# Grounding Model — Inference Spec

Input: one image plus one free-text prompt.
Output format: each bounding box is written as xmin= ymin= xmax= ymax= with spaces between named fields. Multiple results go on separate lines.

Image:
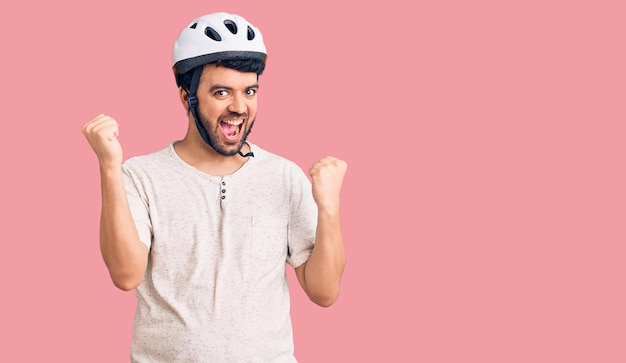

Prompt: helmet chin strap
xmin=187 ymin=67 xmax=254 ymax=158
xmin=238 ymin=150 xmax=254 ymax=157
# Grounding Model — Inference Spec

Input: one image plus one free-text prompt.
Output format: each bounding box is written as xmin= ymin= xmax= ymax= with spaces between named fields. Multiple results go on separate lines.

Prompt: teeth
xmin=222 ymin=119 xmax=243 ymax=126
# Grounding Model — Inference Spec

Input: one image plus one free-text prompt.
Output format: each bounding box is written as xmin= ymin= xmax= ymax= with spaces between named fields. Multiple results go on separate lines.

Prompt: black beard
xmin=197 ymin=111 xmax=255 ymax=157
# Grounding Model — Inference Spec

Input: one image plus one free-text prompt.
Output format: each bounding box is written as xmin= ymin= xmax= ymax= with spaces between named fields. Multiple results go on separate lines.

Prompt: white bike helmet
xmin=172 ymin=12 xmax=267 ymax=77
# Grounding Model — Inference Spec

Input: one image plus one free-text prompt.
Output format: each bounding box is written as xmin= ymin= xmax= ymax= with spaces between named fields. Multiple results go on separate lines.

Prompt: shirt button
xmin=221 ymin=195 xmax=226 ymax=200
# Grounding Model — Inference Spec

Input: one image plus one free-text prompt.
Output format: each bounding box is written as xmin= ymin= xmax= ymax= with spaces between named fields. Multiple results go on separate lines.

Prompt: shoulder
xmin=249 ymin=143 xmax=303 ymax=172
xmin=247 ymin=144 xmax=311 ymax=188
xmin=121 ymin=144 xmax=180 ymax=181
xmin=123 ymin=144 xmax=174 ymax=168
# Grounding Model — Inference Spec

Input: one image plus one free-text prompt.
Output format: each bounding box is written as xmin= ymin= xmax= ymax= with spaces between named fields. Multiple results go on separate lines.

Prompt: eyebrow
xmin=209 ymin=83 xmax=259 ymax=92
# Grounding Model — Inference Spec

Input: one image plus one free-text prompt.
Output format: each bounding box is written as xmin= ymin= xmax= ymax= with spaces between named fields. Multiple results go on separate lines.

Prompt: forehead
xmin=200 ymin=64 xmax=258 ymax=88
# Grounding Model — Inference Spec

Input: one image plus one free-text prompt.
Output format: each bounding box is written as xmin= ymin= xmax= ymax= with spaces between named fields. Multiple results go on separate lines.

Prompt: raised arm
xmin=82 ymin=114 xmax=149 ymax=291
xmin=295 ymin=156 xmax=347 ymax=307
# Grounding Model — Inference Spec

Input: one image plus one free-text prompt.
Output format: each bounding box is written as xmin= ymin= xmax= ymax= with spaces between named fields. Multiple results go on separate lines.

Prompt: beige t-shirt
xmin=122 ymin=142 xmax=317 ymax=363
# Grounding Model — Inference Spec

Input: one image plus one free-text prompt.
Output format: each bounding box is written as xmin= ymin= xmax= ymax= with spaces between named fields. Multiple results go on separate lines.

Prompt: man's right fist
xmin=82 ymin=114 xmax=123 ymax=168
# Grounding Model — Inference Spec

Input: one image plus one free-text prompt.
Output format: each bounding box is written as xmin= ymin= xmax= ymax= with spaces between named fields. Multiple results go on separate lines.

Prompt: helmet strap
xmin=187 ymin=67 xmax=216 ymax=150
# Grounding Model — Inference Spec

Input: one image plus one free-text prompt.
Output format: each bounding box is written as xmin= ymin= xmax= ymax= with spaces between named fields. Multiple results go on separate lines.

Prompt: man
xmin=81 ymin=12 xmax=347 ymax=363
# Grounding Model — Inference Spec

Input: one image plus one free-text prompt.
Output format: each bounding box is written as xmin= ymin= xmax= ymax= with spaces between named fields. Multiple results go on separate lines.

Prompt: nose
xmin=227 ymin=93 xmax=246 ymax=114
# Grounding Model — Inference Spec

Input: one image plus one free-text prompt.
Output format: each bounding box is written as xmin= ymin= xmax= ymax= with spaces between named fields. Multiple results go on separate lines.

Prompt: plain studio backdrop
xmin=1 ymin=1 xmax=624 ymax=362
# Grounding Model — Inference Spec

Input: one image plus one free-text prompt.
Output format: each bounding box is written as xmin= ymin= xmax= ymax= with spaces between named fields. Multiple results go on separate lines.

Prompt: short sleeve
xmin=122 ymin=164 xmax=153 ymax=250
xmin=286 ymin=167 xmax=317 ymax=268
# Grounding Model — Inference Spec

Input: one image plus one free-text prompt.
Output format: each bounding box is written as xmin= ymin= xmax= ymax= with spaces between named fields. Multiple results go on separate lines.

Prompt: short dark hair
xmin=176 ymin=57 xmax=265 ymax=91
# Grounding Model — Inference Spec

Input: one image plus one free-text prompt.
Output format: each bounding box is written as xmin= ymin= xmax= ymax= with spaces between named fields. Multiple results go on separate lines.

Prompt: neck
xmin=174 ymin=137 xmax=252 ymax=176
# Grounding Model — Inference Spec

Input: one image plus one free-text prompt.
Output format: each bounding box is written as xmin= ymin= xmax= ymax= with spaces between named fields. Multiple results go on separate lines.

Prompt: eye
xmin=214 ymin=90 xmax=229 ymax=97
xmin=246 ymin=88 xmax=257 ymax=96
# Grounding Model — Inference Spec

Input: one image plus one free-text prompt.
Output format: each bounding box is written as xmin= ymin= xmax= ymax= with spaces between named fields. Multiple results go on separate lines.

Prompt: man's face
xmin=195 ymin=64 xmax=259 ymax=156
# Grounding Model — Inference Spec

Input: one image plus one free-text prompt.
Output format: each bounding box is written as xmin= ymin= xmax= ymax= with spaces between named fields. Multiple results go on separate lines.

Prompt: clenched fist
xmin=309 ymin=156 xmax=348 ymax=213
xmin=82 ymin=114 xmax=123 ymax=168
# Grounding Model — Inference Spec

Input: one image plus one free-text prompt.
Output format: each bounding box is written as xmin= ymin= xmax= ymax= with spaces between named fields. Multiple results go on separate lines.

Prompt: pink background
xmin=1 ymin=0 xmax=624 ymax=362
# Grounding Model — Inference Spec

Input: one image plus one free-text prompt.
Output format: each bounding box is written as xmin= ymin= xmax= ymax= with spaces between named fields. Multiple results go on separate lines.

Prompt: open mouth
xmin=220 ymin=118 xmax=244 ymax=141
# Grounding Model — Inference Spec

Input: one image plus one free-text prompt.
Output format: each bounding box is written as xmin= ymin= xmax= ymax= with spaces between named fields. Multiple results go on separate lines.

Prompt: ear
xmin=179 ymin=87 xmax=190 ymax=113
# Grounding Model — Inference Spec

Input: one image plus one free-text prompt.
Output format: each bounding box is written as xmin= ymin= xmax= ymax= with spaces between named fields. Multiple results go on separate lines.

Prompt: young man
xmin=81 ymin=12 xmax=347 ymax=363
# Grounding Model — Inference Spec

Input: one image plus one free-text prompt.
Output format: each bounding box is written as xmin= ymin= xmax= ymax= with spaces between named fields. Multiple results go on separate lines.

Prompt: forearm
xmin=99 ymin=165 xmax=148 ymax=291
xmin=303 ymin=208 xmax=346 ymax=306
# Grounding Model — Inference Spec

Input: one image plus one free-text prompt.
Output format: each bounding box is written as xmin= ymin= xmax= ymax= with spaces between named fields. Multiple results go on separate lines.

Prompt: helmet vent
xmin=223 ymin=20 xmax=238 ymax=34
xmin=189 ymin=23 xmax=197 ymax=29
xmin=204 ymin=27 xmax=222 ymax=41
xmin=247 ymin=26 xmax=255 ymax=40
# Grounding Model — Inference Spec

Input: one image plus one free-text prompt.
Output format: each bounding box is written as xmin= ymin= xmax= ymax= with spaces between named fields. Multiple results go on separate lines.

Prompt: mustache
xmin=219 ymin=112 xmax=247 ymax=122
